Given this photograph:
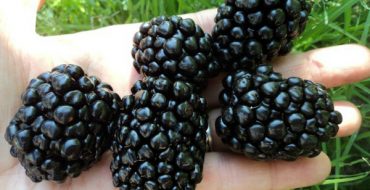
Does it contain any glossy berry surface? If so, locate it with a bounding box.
[216,65,342,160]
[111,75,208,190]
[132,15,219,90]
[4,64,121,182]
[212,0,312,70]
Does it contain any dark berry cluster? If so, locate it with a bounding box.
[5,64,121,182]
[111,15,213,190]
[210,0,342,161]
[216,65,342,160]
[212,0,312,70]
[4,0,344,187]
[132,15,219,90]
[111,76,207,189]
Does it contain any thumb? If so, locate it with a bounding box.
[0,0,43,43]
[0,0,49,172]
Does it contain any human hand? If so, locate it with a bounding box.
[0,0,369,189]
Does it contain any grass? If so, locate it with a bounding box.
[36,0,370,189]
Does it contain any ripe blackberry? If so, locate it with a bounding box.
[212,0,312,70]
[111,75,208,190]
[4,64,121,182]
[216,65,342,161]
[132,15,219,90]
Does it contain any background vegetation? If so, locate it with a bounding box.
[36,0,370,189]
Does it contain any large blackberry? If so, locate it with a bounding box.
[111,75,208,190]
[212,0,312,70]
[132,15,219,90]
[216,65,342,161]
[4,64,121,182]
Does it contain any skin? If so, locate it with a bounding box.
[0,1,369,190]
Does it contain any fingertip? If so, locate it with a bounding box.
[308,44,370,86]
[273,44,370,88]
[199,152,332,190]
[38,0,46,10]
[313,153,332,181]
[277,153,331,189]
[334,101,362,137]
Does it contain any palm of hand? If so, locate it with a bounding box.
[0,21,140,190]
[0,1,369,190]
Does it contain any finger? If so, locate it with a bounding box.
[38,0,45,10]
[208,101,363,151]
[39,9,217,96]
[334,101,362,137]
[198,152,331,190]
[273,44,370,87]
[43,8,218,97]
[40,8,218,95]
[0,136,17,172]
[41,9,218,96]
[42,24,142,96]
[204,45,370,107]
[0,0,42,39]
[185,11,370,89]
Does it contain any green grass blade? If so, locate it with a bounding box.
[323,172,370,185]
[360,9,370,44]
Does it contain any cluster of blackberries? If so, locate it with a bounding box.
[132,15,218,90]
[216,65,342,161]
[112,16,212,189]
[213,0,312,70]
[5,64,121,182]
[4,0,343,189]
[212,0,341,163]
[111,76,208,189]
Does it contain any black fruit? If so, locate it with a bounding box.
[4,64,121,182]
[132,15,219,90]
[212,0,312,70]
[111,75,208,190]
[216,65,342,160]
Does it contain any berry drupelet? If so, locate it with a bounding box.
[212,0,312,70]
[132,15,219,91]
[111,75,208,190]
[4,64,121,182]
[216,65,342,161]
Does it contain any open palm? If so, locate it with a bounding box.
[0,1,369,190]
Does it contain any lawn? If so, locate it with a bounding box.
[36,0,370,189]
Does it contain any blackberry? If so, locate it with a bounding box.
[111,75,208,190]
[216,65,342,161]
[132,15,219,90]
[4,64,121,182]
[212,0,312,70]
